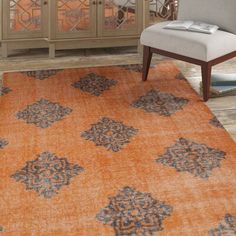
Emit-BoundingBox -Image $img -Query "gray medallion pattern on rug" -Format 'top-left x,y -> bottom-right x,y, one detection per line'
209,214 -> 236,236
119,64 -> 144,73
132,90 -> 189,116
72,73 -> 117,96
0,226 -> 3,232
22,69 -> 63,80
157,138 -> 226,179
209,116 -> 224,129
11,151 -> 84,198
0,87 -> 12,96
97,186 -> 173,236
175,72 -> 187,81
0,139 -> 8,149
118,64 -> 156,73
81,117 -> 138,152
16,98 -> 72,128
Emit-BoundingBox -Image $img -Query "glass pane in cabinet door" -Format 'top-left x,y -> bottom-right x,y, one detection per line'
104,0 -> 137,30
149,0 -> 178,24
57,0 -> 90,32
10,0 -> 42,32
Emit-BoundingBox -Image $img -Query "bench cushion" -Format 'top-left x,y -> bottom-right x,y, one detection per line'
141,21 -> 236,62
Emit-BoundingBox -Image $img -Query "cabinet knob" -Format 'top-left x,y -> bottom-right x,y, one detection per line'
43,1 -> 47,5
92,1 -> 96,4
98,1 -> 102,4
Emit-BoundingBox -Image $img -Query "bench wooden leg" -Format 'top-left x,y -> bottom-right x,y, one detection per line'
1,43 -> 8,58
142,46 -> 153,81
201,62 -> 212,102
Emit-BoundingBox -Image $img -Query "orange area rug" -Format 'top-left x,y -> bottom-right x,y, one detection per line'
0,63 -> 236,235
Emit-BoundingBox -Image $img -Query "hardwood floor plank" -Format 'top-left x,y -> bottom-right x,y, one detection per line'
213,109 -> 236,126
207,96 -> 236,111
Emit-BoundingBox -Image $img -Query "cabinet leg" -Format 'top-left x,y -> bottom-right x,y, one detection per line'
49,43 -> 55,58
1,43 -> 8,58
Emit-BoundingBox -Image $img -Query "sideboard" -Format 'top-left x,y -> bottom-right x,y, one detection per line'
0,0 -> 178,58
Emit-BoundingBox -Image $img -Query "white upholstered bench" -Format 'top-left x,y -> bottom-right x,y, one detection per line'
140,0 -> 236,101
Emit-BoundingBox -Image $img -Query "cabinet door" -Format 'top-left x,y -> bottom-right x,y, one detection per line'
98,0 -> 142,37
50,0 -> 97,39
3,0 -> 48,39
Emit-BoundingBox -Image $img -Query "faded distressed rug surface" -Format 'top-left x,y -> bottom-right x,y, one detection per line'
0,63 -> 236,236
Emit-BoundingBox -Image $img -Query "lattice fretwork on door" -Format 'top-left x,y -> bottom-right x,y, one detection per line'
57,0 -> 91,32
104,0 -> 137,30
10,0 -> 42,32
149,0 -> 178,24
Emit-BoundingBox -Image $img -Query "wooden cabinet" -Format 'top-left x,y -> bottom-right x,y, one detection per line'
0,0 -> 177,58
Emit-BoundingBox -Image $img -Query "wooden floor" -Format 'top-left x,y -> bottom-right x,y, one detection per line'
0,47 -> 235,141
